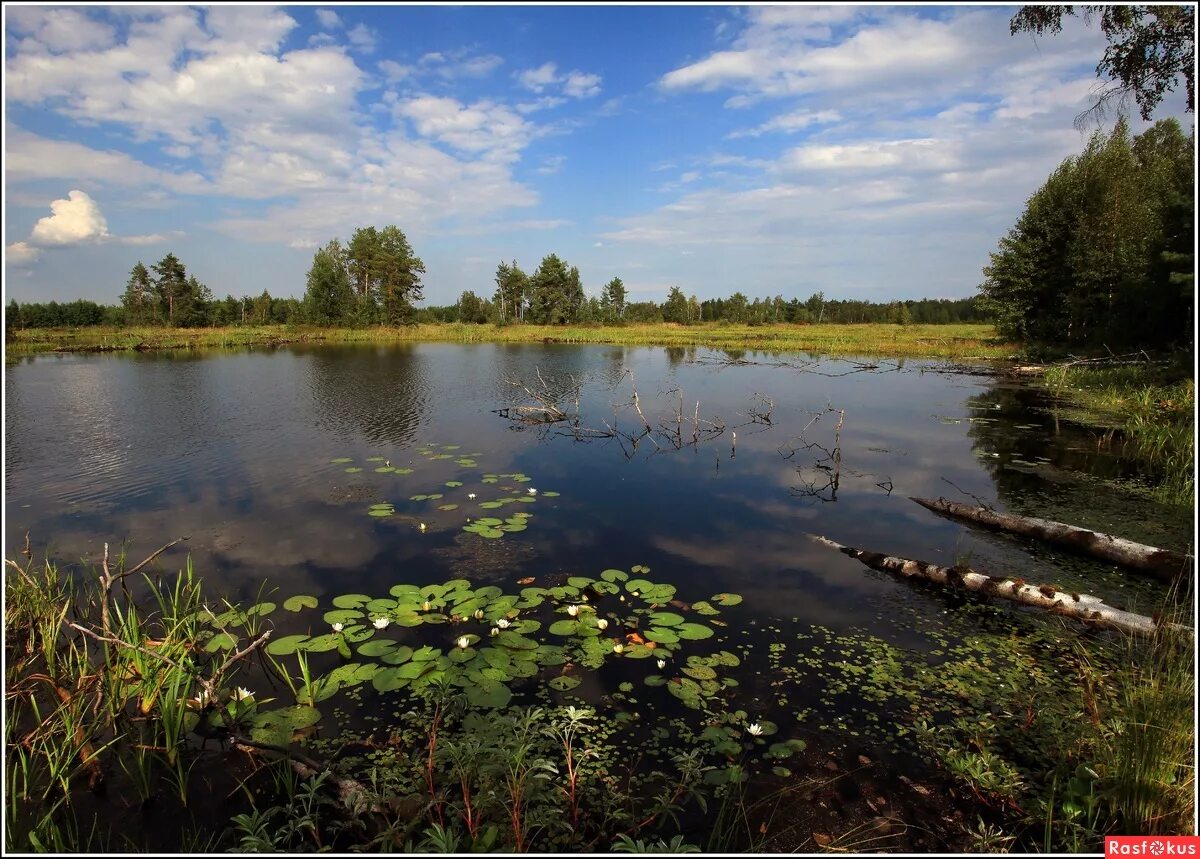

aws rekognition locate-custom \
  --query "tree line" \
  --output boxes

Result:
[979,117,1193,350]
[5,225,989,334]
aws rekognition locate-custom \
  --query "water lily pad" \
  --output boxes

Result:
[345,467,363,473]
[381,645,414,665]
[645,675,668,687]
[330,457,353,464]
[645,627,680,645]
[445,481,463,488]
[649,612,685,627]
[368,509,394,517]
[371,667,410,692]
[691,601,719,616]
[323,608,366,626]
[203,631,237,652]
[303,633,340,653]
[771,766,792,778]
[395,467,414,475]
[548,675,582,692]
[548,620,580,636]
[266,634,311,656]
[683,664,717,681]
[280,595,316,614]
[712,593,743,607]
[479,501,504,509]
[601,569,628,582]
[438,504,459,511]
[465,680,512,708]
[357,640,396,658]
[366,456,385,462]
[676,622,714,641]
[374,467,395,473]
[332,594,371,609]
[541,491,560,497]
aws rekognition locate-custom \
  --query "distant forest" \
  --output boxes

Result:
[4,240,988,332]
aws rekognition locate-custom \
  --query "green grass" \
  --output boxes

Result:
[6,322,1014,359]
[1042,361,1195,505]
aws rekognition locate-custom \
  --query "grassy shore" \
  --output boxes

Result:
[5,322,1014,360]
[1042,360,1195,505]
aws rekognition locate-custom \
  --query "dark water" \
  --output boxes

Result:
[4,344,1191,831]
[6,344,1187,612]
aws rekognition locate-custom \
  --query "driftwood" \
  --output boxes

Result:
[910,497,1191,581]
[810,535,1187,637]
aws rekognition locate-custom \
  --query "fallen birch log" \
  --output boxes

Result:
[910,497,1191,581]
[809,535,1188,637]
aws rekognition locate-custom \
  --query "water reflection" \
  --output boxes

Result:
[4,345,1182,632]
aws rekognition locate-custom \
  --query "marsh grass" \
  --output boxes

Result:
[6,322,1014,359]
[1043,361,1195,504]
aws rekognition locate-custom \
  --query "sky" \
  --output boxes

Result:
[2,3,1193,307]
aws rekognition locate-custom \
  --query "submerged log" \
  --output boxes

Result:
[809,535,1187,637]
[910,497,1191,581]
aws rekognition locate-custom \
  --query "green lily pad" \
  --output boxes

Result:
[330,457,353,464]
[601,569,628,582]
[438,504,459,511]
[645,627,680,645]
[266,634,311,656]
[357,640,396,658]
[648,612,684,627]
[323,609,365,625]
[381,645,414,665]
[676,622,714,641]
[683,664,717,681]
[280,595,316,613]
[203,632,237,653]
[549,620,580,636]
[712,593,743,607]
[645,675,668,687]
[374,467,395,473]
[395,467,414,475]
[541,491,560,497]
[548,675,582,692]
[366,456,385,462]
[332,594,371,609]
[368,509,394,517]
[445,481,463,488]
[372,667,409,692]
[345,467,363,473]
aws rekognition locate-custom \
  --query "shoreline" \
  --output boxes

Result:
[5,322,1014,360]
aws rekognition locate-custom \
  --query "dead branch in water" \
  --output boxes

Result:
[809,535,1189,637]
[910,497,1192,581]
[495,366,737,459]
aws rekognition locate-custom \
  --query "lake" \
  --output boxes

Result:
[4,343,1189,847]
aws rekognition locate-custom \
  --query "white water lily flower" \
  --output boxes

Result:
[422,601,432,612]
[566,604,580,617]
[474,608,485,621]
[496,618,511,629]
[657,658,666,670]
[190,688,213,708]
[419,522,427,532]
[456,635,470,650]
[490,627,500,637]
[631,591,640,598]
[372,617,390,630]
[528,488,537,495]
[746,723,764,737]
[613,643,624,654]
[596,618,608,630]
[332,622,345,633]
[233,687,254,702]
[468,493,476,500]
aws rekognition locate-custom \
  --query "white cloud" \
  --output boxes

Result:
[6,7,117,52]
[6,242,41,266]
[30,190,110,246]
[347,23,377,53]
[315,9,342,30]
[517,62,560,93]
[116,233,178,246]
[728,108,842,138]
[563,71,602,99]
[414,48,503,80]
[396,96,535,161]
[516,62,602,99]
[378,59,413,82]
[535,155,567,175]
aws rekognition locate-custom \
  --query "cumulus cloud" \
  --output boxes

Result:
[6,242,41,266]
[315,9,342,30]
[516,61,602,99]
[347,23,377,53]
[30,190,110,246]
[728,108,842,139]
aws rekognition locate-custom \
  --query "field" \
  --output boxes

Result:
[6,322,1014,360]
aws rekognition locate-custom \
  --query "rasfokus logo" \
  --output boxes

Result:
[1107,837,1200,856]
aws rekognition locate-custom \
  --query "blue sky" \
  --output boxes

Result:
[3,4,1192,307]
